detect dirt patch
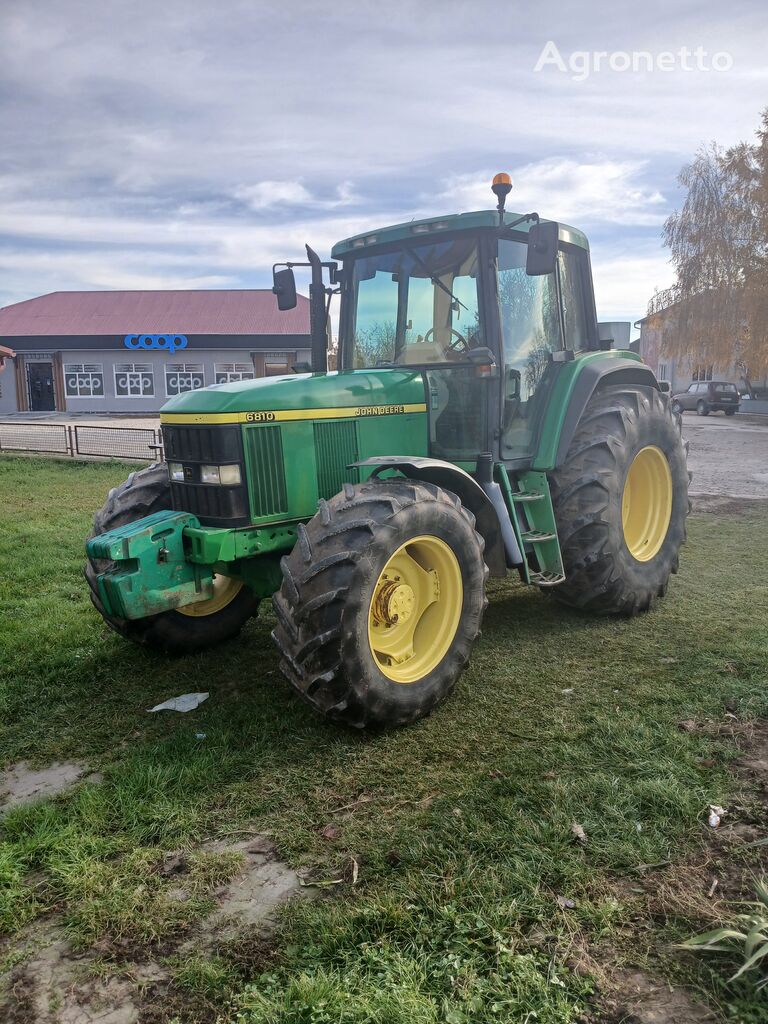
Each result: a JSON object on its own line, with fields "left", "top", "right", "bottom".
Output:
{"left": 603, "top": 969, "right": 717, "bottom": 1023}
{"left": 0, "top": 762, "right": 101, "bottom": 814}
{"left": 736, "top": 725, "right": 768, "bottom": 781}
{"left": 690, "top": 493, "right": 768, "bottom": 516}
{"left": 188, "top": 836, "right": 304, "bottom": 946}
{"left": 3, "top": 924, "right": 164, "bottom": 1024}
{"left": 0, "top": 836, "right": 303, "bottom": 1024}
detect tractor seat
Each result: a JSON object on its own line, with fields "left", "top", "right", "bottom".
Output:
{"left": 400, "top": 342, "right": 448, "bottom": 365}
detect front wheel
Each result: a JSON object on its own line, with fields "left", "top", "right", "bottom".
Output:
{"left": 272, "top": 479, "right": 488, "bottom": 728}
{"left": 697, "top": 400, "right": 709, "bottom": 416}
{"left": 671, "top": 400, "right": 683, "bottom": 415}
{"left": 725, "top": 408, "right": 737, "bottom": 416}
{"left": 86, "top": 464, "right": 259, "bottom": 653}
{"left": 547, "top": 386, "right": 689, "bottom": 616}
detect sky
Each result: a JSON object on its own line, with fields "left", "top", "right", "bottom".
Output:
{"left": 1, "top": 0, "right": 766, "bottom": 331}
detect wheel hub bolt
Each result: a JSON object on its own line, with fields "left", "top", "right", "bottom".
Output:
{"left": 373, "top": 580, "right": 415, "bottom": 626}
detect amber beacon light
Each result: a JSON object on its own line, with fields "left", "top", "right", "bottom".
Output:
{"left": 491, "top": 172, "right": 513, "bottom": 220}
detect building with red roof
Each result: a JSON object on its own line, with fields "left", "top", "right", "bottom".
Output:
{"left": 0, "top": 290, "right": 310, "bottom": 414}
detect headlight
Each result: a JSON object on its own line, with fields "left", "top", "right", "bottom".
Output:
{"left": 200, "top": 464, "right": 220, "bottom": 484}
{"left": 200, "top": 464, "right": 241, "bottom": 486}
{"left": 168, "top": 462, "right": 185, "bottom": 481}
{"left": 219, "top": 464, "right": 242, "bottom": 485}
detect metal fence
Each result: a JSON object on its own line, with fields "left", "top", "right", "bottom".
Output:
{"left": 0, "top": 422, "right": 164, "bottom": 462}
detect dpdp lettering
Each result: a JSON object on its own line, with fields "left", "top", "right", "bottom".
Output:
{"left": 124, "top": 334, "right": 188, "bottom": 353}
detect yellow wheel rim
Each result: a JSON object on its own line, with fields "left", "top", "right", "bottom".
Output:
{"left": 367, "top": 535, "right": 463, "bottom": 684}
{"left": 177, "top": 574, "right": 243, "bottom": 617}
{"left": 621, "top": 446, "right": 673, "bottom": 562}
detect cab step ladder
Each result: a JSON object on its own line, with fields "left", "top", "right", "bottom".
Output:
{"left": 498, "top": 467, "right": 565, "bottom": 586}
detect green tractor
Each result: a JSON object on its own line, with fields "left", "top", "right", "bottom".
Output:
{"left": 86, "top": 175, "right": 689, "bottom": 728}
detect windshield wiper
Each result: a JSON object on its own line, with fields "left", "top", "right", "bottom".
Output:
{"left": 405, "top": 248, "right": 468, "bottom": 312}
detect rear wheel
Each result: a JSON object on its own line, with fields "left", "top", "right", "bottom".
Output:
{"left": 85, "top": 464, "right": 259, "bottom": 653}
{"left": 547, "top": 386, "right": 689, "bottom": 615}
{"left": 697, "top": 400, "right": 709, "bottom": 416}
{"left": 272, "top": 479, "right": 488, "bottom": 728}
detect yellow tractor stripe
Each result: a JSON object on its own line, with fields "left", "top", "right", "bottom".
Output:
{"left": 161, "top": 403, "right": 428, "bottom": 425}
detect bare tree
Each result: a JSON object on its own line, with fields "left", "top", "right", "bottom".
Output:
{"left": 651, "top": 110, "right": 768, "bottom": 379}
{"left": 353, "top": 320, "right": 397, "bottom": 368}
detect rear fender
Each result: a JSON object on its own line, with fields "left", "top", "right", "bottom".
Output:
{"left": 353, "top": 456, "right": 507, "bottom": 576}
{"left": 545, "top": 356, "right": 660, "bottom": 469}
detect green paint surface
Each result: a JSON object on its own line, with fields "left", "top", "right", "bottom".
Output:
{"left": 532, "top": 349, "right": 644, "bottom": 470}
{"left": 162, "top": 368, "right": 427, "bottom": 417}
{"left": 332, "top": 208, "right": 589, "bottom": 259}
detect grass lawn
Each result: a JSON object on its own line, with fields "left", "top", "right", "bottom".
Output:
{"left": 1, "top": 455, "right": 768, "bottom": 1022}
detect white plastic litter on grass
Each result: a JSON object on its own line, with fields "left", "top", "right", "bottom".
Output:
{"left": 148, "top": 692, "right": 209, "bottom": 713}
{"left": 708, "top": 804, "right": 727, "bottom": 828}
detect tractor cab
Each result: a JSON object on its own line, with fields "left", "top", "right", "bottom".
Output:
{"left": 332, "top": 209, "right": 597, "bottom": 468}
{"left": 274, "top": 178, "right": 600, "bottom": 471}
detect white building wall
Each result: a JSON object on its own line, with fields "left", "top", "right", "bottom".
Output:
{"left": 638, "top": 321, "right": 768, "bottom": 395}
{"left": 0, "top": 370, "right": 17, "bottom": 414}
{"left": 59, "top": 347, "right": 312, "bottom": 414}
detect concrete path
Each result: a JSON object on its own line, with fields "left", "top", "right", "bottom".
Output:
{"left": 683, "top": 414, "right": 768, "bottom": 499}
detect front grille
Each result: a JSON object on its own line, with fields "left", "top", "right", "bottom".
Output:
{"left": 163, "top": 424, "right": 249, "bottom": 527}
{"left": 244, "top": 425, "right": 288, "bottom": 518}
{"left": 163, "top": 424, "right": 242, "bottom": 463}
{"left": 314, "top": 420, "right": 359, "bottom": 498}
{"left": 169, "top": 481, "right": 249, "bottom": 524}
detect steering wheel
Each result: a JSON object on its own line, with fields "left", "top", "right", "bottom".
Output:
{"left": 423, "top": 326, "right": 469, "bottom": 355}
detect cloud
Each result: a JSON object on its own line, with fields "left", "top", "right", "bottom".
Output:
{"left": 0, "top": 204, "right": 368, "bottom": 308}
{"left": 435, "top": 159, "right": 667, "bottom": 227}
{"left": 234, "top": 181, "right": 313, "bottom": 210}
{"left": 233, "top": 180, "right": 358, "bottom": 212}
{"left": 0, "top": 0, "right": 765, "bottom": 312}
{"left": 591, "top": 245, "right": 676, "bottom": 323}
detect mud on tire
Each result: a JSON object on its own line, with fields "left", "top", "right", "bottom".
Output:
{"left": 85, "top": 463, "right": 259, "bottom": 653}
{"left": 272, "top": 479, "right": 488, "bottom": 728}
{"left": 547, "top": 386, "right": 690, "bottom": 616}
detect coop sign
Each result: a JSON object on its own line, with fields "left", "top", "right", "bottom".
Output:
{"left": 123, "top": 334, "right": 189, "bottom": 353}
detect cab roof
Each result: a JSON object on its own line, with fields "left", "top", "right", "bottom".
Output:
{"left": 331, "top": 209, "right": 590, "bottom": 259}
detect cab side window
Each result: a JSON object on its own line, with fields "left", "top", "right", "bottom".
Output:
{"left": 497, "top": 239, "right": 560, "bottom": 402}
{"left": 557, "top": 249, "right": 590, "bottom": 350}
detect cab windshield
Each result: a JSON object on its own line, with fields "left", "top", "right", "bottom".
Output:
{"left": 348, "top": 236, "right": 482, "bottom": 368}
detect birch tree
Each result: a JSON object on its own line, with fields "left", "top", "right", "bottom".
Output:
{"left": 649, "top": 110, "right": 768, "bottom": 387}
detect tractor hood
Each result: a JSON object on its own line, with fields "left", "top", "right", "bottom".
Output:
{"left": 160, "top": 369, "right": 428, "bottom": 425}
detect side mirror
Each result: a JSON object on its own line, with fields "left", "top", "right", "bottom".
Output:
{"left": 658, "top": 380, "right": 671, "bottom": 393}
{"left": 272, "top": 266, "right": 297, "bottom": 310}
{"left": 526, "top": 221, "right": 559, "bottom": 276}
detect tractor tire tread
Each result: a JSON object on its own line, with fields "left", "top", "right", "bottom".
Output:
{"left": 272, "top": 478, "right": 487, "bottom": 728}
{"left": 546, "top": 385, "right": 689, "bottom": 616}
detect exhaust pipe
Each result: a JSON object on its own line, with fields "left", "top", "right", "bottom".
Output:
{"left": 306, "top": 245, "right": 329, "bottom": 373}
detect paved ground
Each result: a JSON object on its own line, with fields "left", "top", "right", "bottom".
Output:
{"left": 682, "top": 413, "right": 768, "bottom": 499}
{"left": 1, "top": 411, "right": 160, "bottom": 428}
